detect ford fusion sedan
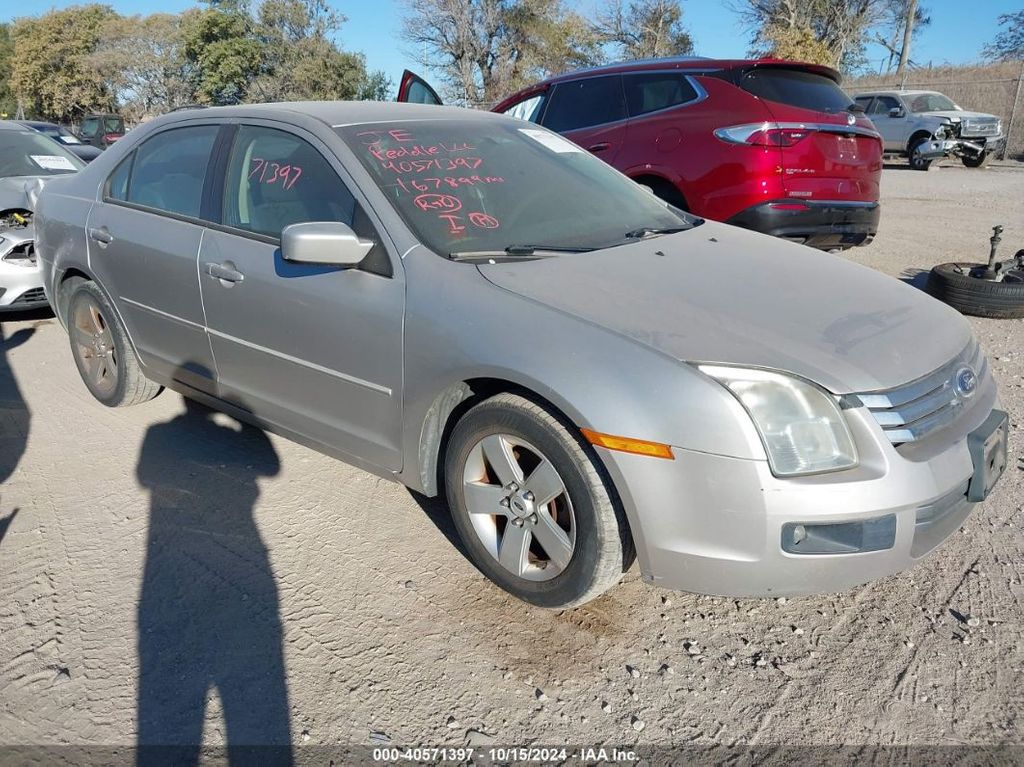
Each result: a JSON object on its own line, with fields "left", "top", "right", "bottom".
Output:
{"left": 0, "top": 121, "right": 85, "bottom": 312}
{"left": 35, "top": 102, "right": 1006, "bottom": 608}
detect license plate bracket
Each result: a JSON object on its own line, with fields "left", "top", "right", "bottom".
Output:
{"left": 967, "top": 410, "right": 1009, "bottom": 502}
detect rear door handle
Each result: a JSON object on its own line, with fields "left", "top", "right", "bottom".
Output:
{"left": 205, "top": 262, "right": 245, "bottom": 284}
{"left": 88, "top": 226, "right": 113, "bottom": 245}
{"left": 587, "top": 142, "right": 612, "bottom": 153}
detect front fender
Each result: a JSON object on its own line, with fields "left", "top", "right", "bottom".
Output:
{"left": 397, "top": 252, "right": 766, "bottom": 496}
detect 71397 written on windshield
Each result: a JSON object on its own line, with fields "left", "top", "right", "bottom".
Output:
{"left": 339, "top": 120, "right": 685, "bottom": 256}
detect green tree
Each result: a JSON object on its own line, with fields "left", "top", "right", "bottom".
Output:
{"left": 11, "top": 5, "right": 117, "bottom": 122}
{"left": 984, "top": 10, "right": 1024, "bottom": 61}
{"left": 180, "top": 3, "right": 264, "bottom": 105}
{"left": 0, "top": 24, "right": 17, "bottom": 117}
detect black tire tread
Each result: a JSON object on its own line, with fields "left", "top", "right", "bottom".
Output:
{"left": 68, "top": 281, "right": 163, "bottom": 406}
{"left": 445, "top": 392, "right": 633, "bottom": 609}
{"left": 926, "top": 262, "right": 1024, "bottom": 319}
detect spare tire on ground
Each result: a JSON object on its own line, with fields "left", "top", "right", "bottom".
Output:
{"left": 926, "top": 262, "right": 1024, "bottom": 319}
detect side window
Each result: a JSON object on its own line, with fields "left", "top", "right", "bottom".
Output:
{"left": 79, "top": 118, "right": 99, "bottom": 139}
{"left": 854, "top": 96, "right": 873, "bottom": 112}
{"left": 869, "top": 96, "right": 901, "bottom": 115}
{"left": 126, "top": 125, "right": 218, "bottom": 218}
{"left": 106, "top": 152, "right": 134, "bottom": 201}
{"left": 623, "top": 73, "right": 699, "bottom": 117}
{"left": 500, "top": 94, "right": 546, "bottom": 123}
{"left": 541, "top": 76, "right": 626, "bottom": 133}
{"left": 222, "top": 126, "right": 357, "bottom": 239}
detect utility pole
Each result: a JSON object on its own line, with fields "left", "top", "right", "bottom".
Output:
{"left": 895, "top": 0, "right": 917, "bottom": 77}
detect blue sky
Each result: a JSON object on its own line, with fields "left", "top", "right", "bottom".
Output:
{"left": 5, "top": 0, "right": 1020, "bottom": 89}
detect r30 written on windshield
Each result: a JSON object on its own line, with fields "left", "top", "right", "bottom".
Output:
{"left": 356, "top": 128, "right": 503, "bottom": 234}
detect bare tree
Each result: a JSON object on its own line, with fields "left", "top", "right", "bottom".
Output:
{"left": 593, "top": 0, "right": 694, "bottom": 60}
{"left": 983, "top": 10, "right": 1024, "bottom": 62}
{"left": 733, "top": 0, "right": 884, "bottom": 69}
{"left": 400, "top": 0, "right": 600, "bottom": 106}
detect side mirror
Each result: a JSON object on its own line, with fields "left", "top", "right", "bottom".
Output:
{"left": 281, "top": 221, "right": 373, "bottom": 267}
{"left": 889, "top": 107, "right": 905, "bottom": 118}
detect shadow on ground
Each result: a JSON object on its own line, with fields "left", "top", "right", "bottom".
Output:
{"left": 135, "top": 393, "right": 293, "bottom": 765}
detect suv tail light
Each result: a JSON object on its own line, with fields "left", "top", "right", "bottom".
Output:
{"left": 715, "top": 123, "right": 813, "bottom": 147}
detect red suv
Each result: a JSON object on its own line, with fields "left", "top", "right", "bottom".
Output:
{"left": 399, "top": 59, "right": 882, "bottom": 250}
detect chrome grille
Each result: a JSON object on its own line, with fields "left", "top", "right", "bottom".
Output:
{"left": 961, "top": 119, "right": 999, "bottom": 137}
{"left": 855, "top": 340, "right": 987, "bottom": 445}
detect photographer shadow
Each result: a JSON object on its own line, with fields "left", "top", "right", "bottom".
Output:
{"left": 136, "top": 392, "right": 292, "bottom": 765}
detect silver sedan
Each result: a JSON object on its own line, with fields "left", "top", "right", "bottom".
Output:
{"left": 34, "top": 102, "right": 1007, "bottom": 607}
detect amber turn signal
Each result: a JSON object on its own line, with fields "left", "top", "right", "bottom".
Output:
{"left": 580, "top": 428, "right": 674, "bottom": 459}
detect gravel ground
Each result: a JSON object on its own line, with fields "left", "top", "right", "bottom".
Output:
{"left": 1, "top": 163, "right": 1022, "bottom": 754}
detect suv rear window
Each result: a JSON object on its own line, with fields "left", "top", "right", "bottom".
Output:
{"left": 739, "top": 68, "right": 853, "bottom": 113}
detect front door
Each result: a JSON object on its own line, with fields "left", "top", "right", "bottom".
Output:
{"left": 86, "top": 124, "right": 221, "bottom": 392}
{"left": 198, "top": 124, "right": 405, "bottom": 471}
{"left": 865, "top": 95, "right": 907, "bottom": 152}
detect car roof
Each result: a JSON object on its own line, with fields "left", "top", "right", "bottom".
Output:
{"left": 537, "top": 56, "right": 841, "bottom": 86}
{"left": 854, "top": 90, "right": 940, "bottom": 97}
{"left": 150, "top": 100, "right": 505, "bottom": 130}
{"left": 13, "top": 120, "right": 57, "bottom": 129}
{"left": 0, "top": 120, "right": 33, "bottom": 132}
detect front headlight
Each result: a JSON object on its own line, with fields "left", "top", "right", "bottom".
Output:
{"left": 698, "top": 365, "right": 858, "bottom": 477}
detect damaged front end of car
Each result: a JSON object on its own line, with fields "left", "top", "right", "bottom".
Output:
{"left": 0, "top": 178, "right": 47, "bottom": 311}
{"left": 917, "top": 117, "right": 1004, "bottom": 162}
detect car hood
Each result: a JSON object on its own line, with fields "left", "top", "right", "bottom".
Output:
{"left": 477, "top": 222, "right": 972, "bottom": 394}
{"left": 920, "top": 110, "right": 997, "bottom": 121}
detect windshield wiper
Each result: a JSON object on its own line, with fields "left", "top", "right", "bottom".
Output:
{"left": 622, "top": 226, "right": 691, "bottom": 240}
{"left": 448, "top": 244, "right": 594, "bottom": 261}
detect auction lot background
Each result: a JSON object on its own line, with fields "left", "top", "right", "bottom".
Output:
{"left": 0, "top": 163, "right": 1022, "bottom": 751}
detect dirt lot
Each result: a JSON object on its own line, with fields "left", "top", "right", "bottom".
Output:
{"left": 1, "top": 163, "right": 1023, "bottom": 755}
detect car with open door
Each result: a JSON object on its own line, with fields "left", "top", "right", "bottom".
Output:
{"left": 400, "top": 59, "right": 883, "bottom": 251}
{"left": 35, "top": 102, "right": 1005, "bottom": 608}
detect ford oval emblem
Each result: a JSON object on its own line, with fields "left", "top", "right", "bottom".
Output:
{"left": 954, "top": 366, "right": 978, "bottom": 398}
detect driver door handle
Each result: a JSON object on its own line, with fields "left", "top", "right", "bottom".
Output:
{"left": 587, "top": 142, "right": 612, "bottom": 153}
{"left": 205, "top": 262, "right": 245, "bottom": 283}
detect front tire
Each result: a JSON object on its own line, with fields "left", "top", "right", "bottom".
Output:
{"left": 444, "top": 393, "right": 633, "bottom": 608}
{"left": 67, "top": 281, "right": 162, "bottom": 407}
{"left": 908, "top": 133, "right": 934, "bottom": 171}
{"left": 961, "top": 151, "right": 990, "bottom": 168}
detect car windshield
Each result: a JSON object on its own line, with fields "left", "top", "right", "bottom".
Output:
{"left": 35, "top": 124, "right": 83, "bottom": 144}
{"left": 909, "top": 93, "right": 958, "bottom": 112}
{"left": 337, "top": 119, "right": 693, "bottom": 257}
{"left": 0, "top": 130, "right": 85, "bottom": 177}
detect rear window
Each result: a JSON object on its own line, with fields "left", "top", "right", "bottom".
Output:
{"left": 623, "top": 73, "right": 700, "bottom": 117}
{"left": 739, "top": 68, "right": 854, "bottom": 113}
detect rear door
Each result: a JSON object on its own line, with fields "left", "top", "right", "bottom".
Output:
{"left": 397, "top": 70, "right": 443, "bottom": 105}
{"left": 86, "top": 123, "right": 221, "bottom": 392}
{"left": 737, "top": 67, "right": 882, "bottom": 203}
{"left": 539, "top": 75, "right": 628, "bottom": 163}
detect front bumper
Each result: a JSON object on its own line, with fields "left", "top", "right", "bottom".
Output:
{"left": 917, "top": 135, "right": 1006, "bottom": 159}
{"left": 726, "top": 199, "right": 879, "bottom": 250}
{"left": 0, "top": 236, "right": 46, "bottom": 312}
{"left": 599, "top": 401, "right": 1002, "bottom": 598}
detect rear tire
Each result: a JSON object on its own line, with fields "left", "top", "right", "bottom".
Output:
{"left": 926, "top": 262, "right": 1024, "bottom": 319}
{"left": 443, "top": 393, "right": 633, "bottom": 608}
{"left": 67, "top": 281, "right": 163, "bottom": 406}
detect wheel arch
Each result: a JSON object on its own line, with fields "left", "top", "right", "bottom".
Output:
{"left": 416, "top": 376, "right": 592, "bottom": 498}
{"left": 629, "top": 172, "right": 690, "bottom": 211}
{"left": 55, "top": 267, "right": 145, "bottom": 365}
{"left": 906, "top": 128, "right": 934, "bottom": 155}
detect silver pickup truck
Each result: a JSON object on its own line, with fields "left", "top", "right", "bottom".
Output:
{"left": 854, "top": 90, "right": 1005, "bottom": 170}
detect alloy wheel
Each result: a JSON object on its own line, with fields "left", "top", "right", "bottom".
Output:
{"left": 71, "top": 295, "right": 118, "bottom": 397}
{"left": 461, "top": 433, "right": 576, "bottom": 581}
